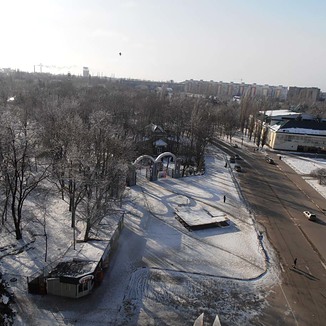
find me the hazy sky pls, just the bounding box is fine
[1,0,326,90]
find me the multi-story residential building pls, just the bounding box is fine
[183,79,288,101]
[287,87,321,105]
[83,67,89,78]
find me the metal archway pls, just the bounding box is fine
[154,152,176,163]
[133,155,155,165]
[129,152,181,185]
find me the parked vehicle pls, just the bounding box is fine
[303,211,317,221]
[234,154,241,160]
[234,165,242,172]
[229,156,236,163]
[265,156,275,164]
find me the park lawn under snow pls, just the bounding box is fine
[107,147,275,325]
[0,145,274,326]
[2,144,326,325]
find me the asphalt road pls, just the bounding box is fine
[213,139,326,326]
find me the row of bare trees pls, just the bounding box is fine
[0,79,133,241]
[0,71,283,241]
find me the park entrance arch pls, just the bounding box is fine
[128,152,181,185]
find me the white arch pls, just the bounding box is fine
[154,152,176,163]
[133,155,155,165]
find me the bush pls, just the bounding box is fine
[310,168,326,185]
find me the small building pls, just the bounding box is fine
[28,212,124,298]
[144,123,166,139]
[153,139,167,154]
[142,123,168,155]
[46,260,98,298]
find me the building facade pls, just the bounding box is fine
[265,120,326,152]
[183,79,288,101]
[83,67,90,78]
[287,87,321,105]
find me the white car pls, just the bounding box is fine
[303,211,317,221]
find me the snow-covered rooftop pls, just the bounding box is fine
[279,128,326,136]
[153,139,167,146]
[263,109,299,117]
[270,119,326,136]
[176,205,229,228]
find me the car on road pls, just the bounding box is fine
[234,154,241,160]
[265,156,275,164]
[232,143,238,148]
[229,156,236,163]
[234,165,242,172]
[303,211,317,221]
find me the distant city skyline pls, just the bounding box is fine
[1,0,326,91]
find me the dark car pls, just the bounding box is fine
[229,156,236,163]
[265,156,275,164]
[303,211,317,221]
[234,165,242,172]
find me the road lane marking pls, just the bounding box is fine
[321,261,326,271]
[280,262,285,272]
[278,282,299,326]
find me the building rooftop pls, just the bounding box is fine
[271,120,326,136]
[48,259,97,279]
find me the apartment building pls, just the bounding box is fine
[287,87,321,105]
[183,79,288,101]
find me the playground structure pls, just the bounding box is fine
[128,152,181,186]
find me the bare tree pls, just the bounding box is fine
[0,109,50,240]
[253,98,270,147]
[164,95,193,154]
[189,100,216,171]
[310,168,326,185]
[80,112,129,241]
[81,161,127,242]
[217,103,240,142]
[48,108,130,243]
[49,113,88,239]
[239,96,252,134]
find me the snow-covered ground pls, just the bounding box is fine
[0,143,326,325]
[282,154,326,199]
